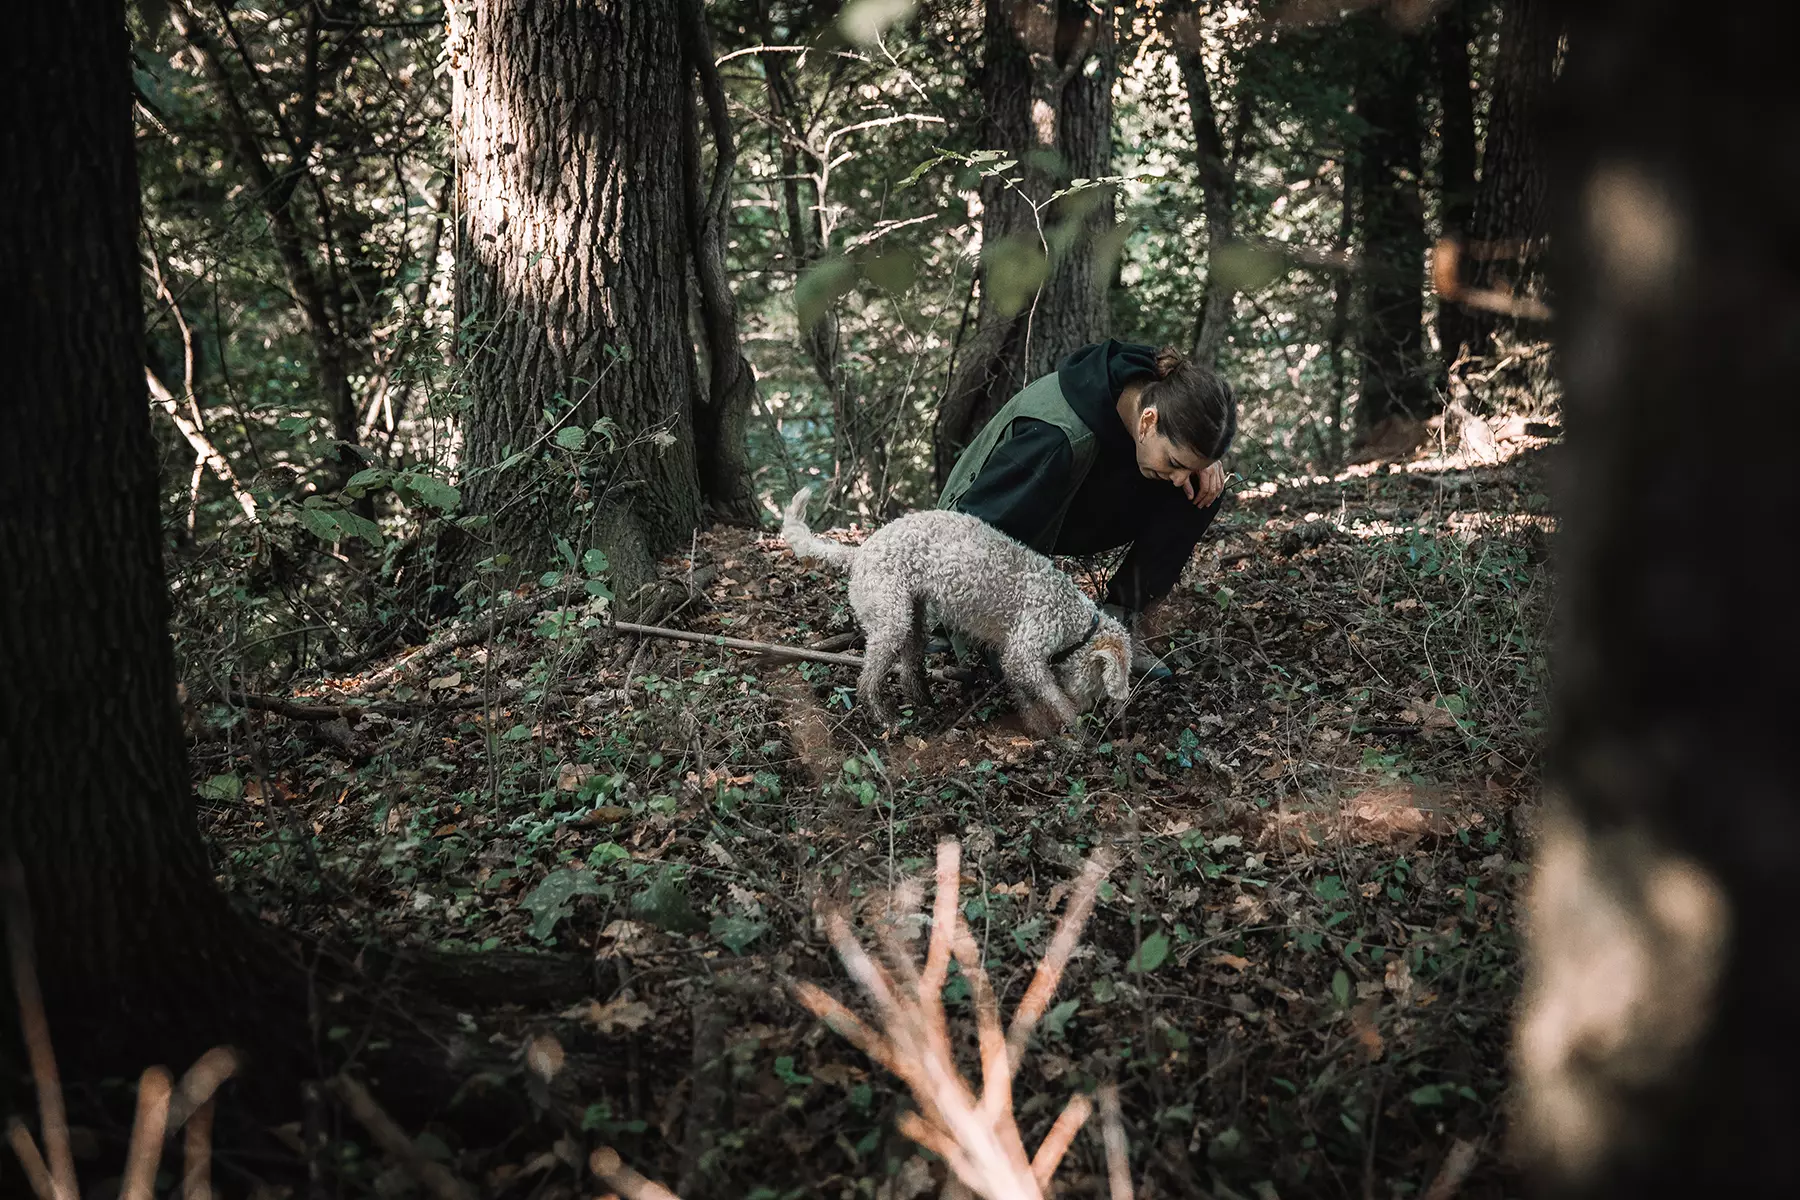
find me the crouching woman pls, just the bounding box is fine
[937,339,1239,676]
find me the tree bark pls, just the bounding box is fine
[1,0,299,1080]
[449,0,704,596]
[1162,1,1237,367]
[1515,1,1800,1192]
[1458,0,1558,360]
[1433,0,1479,373]
[1350,18,1438,430]
[933,0,1117,484]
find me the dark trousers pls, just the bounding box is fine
[1051,469,1222,612]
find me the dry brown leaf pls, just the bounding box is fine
[1210,953,1251,972]
[557,762,597,791]
[428,670,462,690]
[526,1033,564,1082]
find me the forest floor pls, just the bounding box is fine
[192,436,1558,1200]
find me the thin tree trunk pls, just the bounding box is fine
[1,0,298,1080]
[1350,18,1437,431]
[1433,0,1479,374]
[1516,1,1800,1192]
[1163,1,1236,366]
[1460,0,1558,359]
[449,0,703,597]
[934,0,1116,484]
[681,0,759,525]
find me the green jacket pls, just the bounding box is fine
[936,371,1101,551]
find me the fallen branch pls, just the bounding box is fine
[218,688,490,722]
[348,596,558,695]
[614,620,866,667]
[328,1075,478,1200]
[146,368,259,523]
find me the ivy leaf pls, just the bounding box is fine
[1128,930,1171,974]
[521,869,603,942]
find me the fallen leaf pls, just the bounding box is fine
[1210,953,1251,972]
[578,805,630,825]
[564,995,655,1035]
[1350,1001,1384,1061]
[525,1033,564,1082]
[428,671,462,690]
[1384,958,1414,1007]
[557,762,597,791]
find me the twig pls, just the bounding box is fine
[614,620,866,667]
[2,861,78,1200]
[121,1067,173,1200]
[328,1075,478,1200]
[1422,1138,1480,1200]
[218,688,490,722]
[591,1146,683,1200]
[348,596,557,695]
[1097,1084,1134,1200]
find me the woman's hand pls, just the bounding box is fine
[1183,461,1226,507]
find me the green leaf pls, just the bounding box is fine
[795,257,858,331]
[983,235,1049,318]
[630,867,704,933]
[772,1055,812,1086]
[1330,968,1351,1008]
[838,0,918,46]
[584,578,614,600]
[1409,1084,1445,1107]
[197,773,243,801]
[1042,997,1080,1038]
[298,506,346,544]
[861,249,918,293]
[711,913,768,956]
[1314,875,1349,901]
[1211,241,1289,293]
[553,425,588,451]
[521,869,603,941]
[343,467,392,497]
[395,471,460,513]
[333,507,385,548]
[1128,930,1171,974]
[895,152,949,190]
[582,549,609,576]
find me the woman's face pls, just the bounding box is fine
[1132,405,1215,501]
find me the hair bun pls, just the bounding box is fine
[1154,346,1187,379]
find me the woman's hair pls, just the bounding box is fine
[1141,346,1237,461]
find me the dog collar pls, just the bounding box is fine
[1050,608,1103,666]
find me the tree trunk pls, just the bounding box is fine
[680,0,759,525]
[1,0,298,1080]
[933,0,1116,484]
[1515,1,1800,1192]
[1433,0,1479,373]
[1459,0,1558,361]
[1350,18,1437,431]
[449,0,704,597]
[1162,1,1237,366]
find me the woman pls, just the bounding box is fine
[938,339,1238,677]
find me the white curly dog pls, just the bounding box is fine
[781,487,1131,731]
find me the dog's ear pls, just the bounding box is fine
[1095,633,1130,704]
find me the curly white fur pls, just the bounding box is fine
[781,487,1131,731]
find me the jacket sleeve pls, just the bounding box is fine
[948,418,1075,548]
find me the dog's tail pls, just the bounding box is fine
[780,487,859,571]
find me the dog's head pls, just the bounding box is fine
[1054,614,1132,713]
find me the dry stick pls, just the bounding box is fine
[591,1146,684,1200]
[1096,1084,1135,1200]
[5,1119,56,1200]
[1,863,78,1200]
[328,1075,478,1200]
[121,1067,173,1200]
[1421,1138,1480,1200]
[348,597,557,695]
[1005,849,1114,1072]
[183,1099,217,1200]
[146,368,259,522]
[1030,1093,1094,1190]
[615,620,866,667]
[166,1046,241,1129]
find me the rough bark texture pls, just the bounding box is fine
[1458,0,1558,360]
[450,0,703,594]
[681,0,759,525]
[934,0,1116,484]
[1163,1,1236,366]
[1433,0,1479,374]
[1350,19,1438,429]
[1,0,297,1079]
[1515,1,1800,1192]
